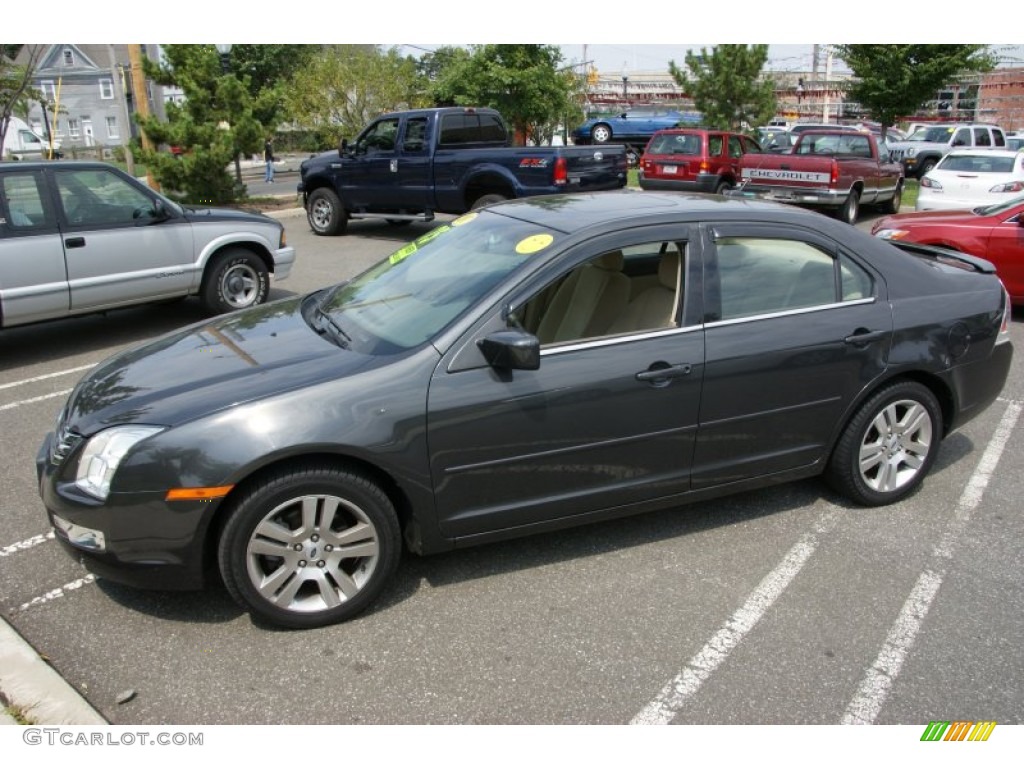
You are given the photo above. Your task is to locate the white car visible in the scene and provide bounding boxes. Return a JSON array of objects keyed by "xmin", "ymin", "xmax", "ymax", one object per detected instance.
[{"xmin": 915, "ymin": 149, "xmax": 1024, "ymax": 211}]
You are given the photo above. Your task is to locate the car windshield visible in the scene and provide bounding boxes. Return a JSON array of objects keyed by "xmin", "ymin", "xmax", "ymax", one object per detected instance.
[
  {"xmin": 938, "ymin": 154, "xmax": 1016, "ymax": 173},
  {"xmin": 906, "ymin": 126, "xmax": 955, "ymax": 142},
  {"xmin": 316, "ymin": 212, "xmax": 556, "ymax": 354}
]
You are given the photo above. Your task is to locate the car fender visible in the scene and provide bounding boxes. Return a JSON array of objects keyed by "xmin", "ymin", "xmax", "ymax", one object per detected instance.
[
  {"xmin": 458, "ymin": 163, "xmax": 524, "ymax": 200},
  {"xmin": 193, "ymin": 232, "xmax": 278, "ymax": 290}
]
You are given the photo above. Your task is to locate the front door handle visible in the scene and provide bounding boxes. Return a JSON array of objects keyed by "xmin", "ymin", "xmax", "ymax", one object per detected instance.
[
  {"xmin": 64, "ymin": 237, "xmax": 85, "ymax": 248},
  {"xmin": 636, "ymin": 363, "xmax": 692, "ymax": 386}
]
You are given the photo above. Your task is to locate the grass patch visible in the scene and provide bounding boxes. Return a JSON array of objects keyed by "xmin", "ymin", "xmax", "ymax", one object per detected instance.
[{"xmin": 902, "ymin": 179, "xmax": 919, "ymax": 210}]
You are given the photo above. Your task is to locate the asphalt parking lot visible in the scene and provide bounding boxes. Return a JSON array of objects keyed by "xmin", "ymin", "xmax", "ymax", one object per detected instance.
[{"xmin": 1, "ymin": 208, "xmax": 1022, "ymax": 726}]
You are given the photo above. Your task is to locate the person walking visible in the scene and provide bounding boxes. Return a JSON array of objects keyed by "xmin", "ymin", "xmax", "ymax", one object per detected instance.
[{"xmin": 264, "ymin": 136, "xmax": 275, "ymax": 183}]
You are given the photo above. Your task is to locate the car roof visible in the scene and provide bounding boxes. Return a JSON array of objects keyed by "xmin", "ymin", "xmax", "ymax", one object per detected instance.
[{"xmin": 0, "ymin": 160, "xmax": 118, "ymax": 172}]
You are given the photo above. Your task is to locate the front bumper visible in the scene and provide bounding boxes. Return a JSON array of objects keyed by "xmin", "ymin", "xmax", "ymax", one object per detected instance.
[
  {"xmin": 274, "ymin": 245, "xmax": 296, "ymax": 281},
  {"xmin": 36, "ymin": 433, "xmax": 217, "ymax": 591}
]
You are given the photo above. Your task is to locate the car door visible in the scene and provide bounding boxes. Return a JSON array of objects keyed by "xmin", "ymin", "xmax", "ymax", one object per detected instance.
[
  {"xmin": 52, "ymin": 166, "xmax": 193, "ymax": 312},
  {"xmin": 426, "ymin": 227, "xmax": 705, "ymax": 539},
  {"xmin": 392, "ymin": 115, "xmax": 433, "ymax": 212},
  {"xmin": 692, "ymin": 223, "xmax": 892, "ymax": 489},
  {"xmin": 0, "ymin": 168, "xmax": 68, "ymax": 326},
  {"xmin": 341, "ymin": 116, "xmax": 403, "ymax": 211}
]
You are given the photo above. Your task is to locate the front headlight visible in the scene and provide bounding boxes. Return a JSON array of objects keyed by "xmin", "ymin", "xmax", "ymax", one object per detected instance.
[
  {"xmin": 75, "ymin": 426, "xmax": 165, "ymax": 500},
  {"xmin": 873, "ymin": 228, "xmax": 909, "ymax": 240},
  {"xmin": 906, "ymin": 147, "xmax": 917, "ymax": 157}
]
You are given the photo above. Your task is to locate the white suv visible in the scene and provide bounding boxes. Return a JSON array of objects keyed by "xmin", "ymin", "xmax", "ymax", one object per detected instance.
[
  {"xmin": 887, "ymin": 123, "xmax": 1007, "ymax": 179},
  {"xmin": 0, "ymin": 161, "xmax": 295, "ymax": 329}
]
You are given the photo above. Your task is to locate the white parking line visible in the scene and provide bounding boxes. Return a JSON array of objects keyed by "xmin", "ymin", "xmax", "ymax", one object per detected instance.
[
  {"xmin": 18, "ymin": 574, "xmax": 96, "ymax": 612},
  {"xmin": 631, "ymin": 508, "xmax": 841, "ymax": 725},
  {"xmin": 0, "ymin": 364, "xmax": 94, "ymax": 391},
  {"xmin": 0, "ymin": 388, "xmax": 72, "ymax": 412},
  {"xmin": 841, "ymin": 401, "xmax": 1022, "ymax": 725},
  {"xmin": 0, "ymin": 531, "xmax": 55, "ymax": 558}
]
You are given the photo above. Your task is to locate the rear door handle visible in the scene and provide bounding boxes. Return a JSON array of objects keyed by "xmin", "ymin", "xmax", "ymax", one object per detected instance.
[
  {"xmin": 843, "ymin": 329, "xmax": 887, "ymax": 346},
  {"xmin": 64, "ymin": 237, "xmax": 85, "ymax": 248}
]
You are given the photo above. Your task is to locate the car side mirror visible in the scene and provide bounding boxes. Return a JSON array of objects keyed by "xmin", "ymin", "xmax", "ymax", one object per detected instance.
[
  {"xmin": 339, "ymin": 138, "xmax": 348, "ymax": 156},
  {"xmin": 478, "ymin": 330, "xmax": 540, "ymax": 371}
]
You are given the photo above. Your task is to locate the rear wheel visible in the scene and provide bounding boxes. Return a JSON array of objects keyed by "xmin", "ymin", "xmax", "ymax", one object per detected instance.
[
  {"xmin": 714, "ymin": 178, "xmax": 731, "ymax": 195},
  {"xmin": 470, "ymin": 193, "xmax": 508, "ymax": 210},
  {"xmin": 591, "ymin": 123, "xmax": 612, "ymax": 143},
  {"xmin": 825, "ymin": 381, "xmax": 941, "ymax": 506},
  {"xmin": 218, "ymin": 464, "xmax": 401, "ymax": 629},
  {"xmin": 837, "ymin": 189, "xmax": 860, "ymax": 225},
  {"xmin": 880, "ymin": 182, "xmax": 903, "ymax": 214},
  {"xmin": 306, "ymin": 188, "xmax": 347, "ymax": 236}
]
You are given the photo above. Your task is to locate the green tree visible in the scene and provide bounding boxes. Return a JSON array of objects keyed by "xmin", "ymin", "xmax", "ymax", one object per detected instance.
[
  {"xmin": 0, "ymin": 44, "xmax": 43, "ymax": 157},
  {"xmin": 669, "ymin": 45, "xmax": 776, "ymax": 132},
  {"xmin": 136, "ymin": 45, "xmax": 266, "ymax": 205},
  {"xmin": 283, "ymin": 45, "xmax": 426, "ymax": 148},
  {"xmin": 834, "ymin": 45, "xmax": 996, "ymax": 136},
  {"xmin": 222, "ymin": 44, "xmax": 319, "ymax": 128},
  {"xmin": 427, "ymin": 44, "xmax": 584, "ymax": 145}
]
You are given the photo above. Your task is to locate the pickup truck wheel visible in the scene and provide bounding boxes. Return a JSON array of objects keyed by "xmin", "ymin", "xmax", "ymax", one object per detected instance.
[
  {"xmin": 881, "ymin": 182, "xmax": 903, "ymax": 214},
  {"xmin": 201, "ymin": 248, "xmax": 270, "ymax": 315},
  {"xmin": 838, "ymin": 189, "xmax": 860, "ymax": 225},
  {"xmin": 306, "ymin": 189, "xmax": 347, "ymax": 236},
  {"xmin": 918, "ymin": 158, "xmax": 937, "ymax": 177},
  {"xmin": 591, "ymin": 123, "xmax": 612, "ymax": 143},
  {"xmin": 714, "ymin": 179, "xmax": 731, "ymax": 195},
  {"xmin": 470, "ymin": 193, "xmax": 508, "ymax": 210}
]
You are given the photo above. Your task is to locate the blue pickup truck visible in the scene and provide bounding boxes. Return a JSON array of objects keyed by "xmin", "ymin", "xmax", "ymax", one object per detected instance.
[{"xmin": 298, "ymin": 107, "xmax": 629, "ymax": 236}]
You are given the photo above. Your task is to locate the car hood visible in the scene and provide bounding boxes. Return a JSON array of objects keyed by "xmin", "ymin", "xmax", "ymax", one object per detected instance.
[
  {"xmin": 63, "ymin": 295, "xmax": 384, "ymax": 435},
  {"xmin": 877, "ymin": 209, "xmax": 985, "ymax": 229},
  {"xmin": 180, "ymin": 205, "xmax": 278, "ymax": 226}
]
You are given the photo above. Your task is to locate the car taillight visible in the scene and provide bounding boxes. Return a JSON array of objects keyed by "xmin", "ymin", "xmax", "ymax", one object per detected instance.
[
  {"xmin": 699, "ymin": 160, "xmax": 709, "ymax": 174},
  {"xmin": 990, "ymin": 180, "xmax": 1024, "ymax": 193},
  {"xmin": 921, "ymin": 177, "xmax": 943, "ymax": 189},
  {"xmin": 553, "ymin": 156, "xmax": 567, "ymax": 186},
  {"xmin": 830, "ymin": 159, "xmax": 839, "ymax": 186}
]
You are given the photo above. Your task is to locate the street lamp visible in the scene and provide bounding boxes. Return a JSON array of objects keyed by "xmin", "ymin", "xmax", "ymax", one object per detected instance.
[{"xmin": 215, "ymin": 44, "xmax": 242, "ymax": 185}]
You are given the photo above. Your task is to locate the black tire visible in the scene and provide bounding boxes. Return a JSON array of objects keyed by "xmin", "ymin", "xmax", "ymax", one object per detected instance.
[
  {"xmin": 917, "ymin": 158, "xmax": 938, "ymax": 178},
  {"xmin": 306, "ymin": 188, "xmax": 347, "ymax": 236},
  {"xmin": 825, "ymin": 381, "xmax": 942, "ymax": 507},
  {"xmin": 200, "ymin": 248, "xmax": 269, "ymax": 315},
  {"xmin": 880, "ymin": 182, "xmax": 903, "ymax": 214},
  {"xmin": 713, "ymin": 178, "xmax": 731, "ymax": 195},
  {"xmin": 591, "ymin": 123, "xmax": 613, "ymax": 144},
  {"xmin": 470, "ymin": 193, "xmax": 509, "ymax": 210},
  {"xmin": 837, "ymin": 189, "xmax": 861, "ymax": 225},
  {"xmin": 218, "ymin": 463, "xmax": 402, "ymax": 629}
]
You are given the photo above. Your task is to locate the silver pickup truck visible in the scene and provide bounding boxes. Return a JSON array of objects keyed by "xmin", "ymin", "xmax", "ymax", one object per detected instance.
[{"xmin": 1, "ymin": 161, "xmax": 295, "ymax": 328}]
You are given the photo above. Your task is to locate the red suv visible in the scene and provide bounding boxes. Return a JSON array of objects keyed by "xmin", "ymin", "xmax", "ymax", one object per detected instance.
[{"xmin": 639, "ymin": 129, "xmax": 763, "ymax": 194}]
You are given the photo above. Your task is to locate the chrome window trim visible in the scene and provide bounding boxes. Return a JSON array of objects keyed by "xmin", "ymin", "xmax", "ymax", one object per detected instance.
[
  {"xmin": 706, "ymin": 297, "xmax": 876, "ymax": 329},
  {"xmin": 540, "ymin": 324, "xmax": 699, "ymax": 357}
]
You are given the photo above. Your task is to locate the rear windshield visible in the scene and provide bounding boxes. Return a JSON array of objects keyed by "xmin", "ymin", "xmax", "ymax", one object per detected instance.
[
  {"xmin": 937, "ymin": 154, "xmax": 1017, "ymax": 173},
  {"xmin": 647, "ymin": 133, "xmax": 701, "ymax": 155}
]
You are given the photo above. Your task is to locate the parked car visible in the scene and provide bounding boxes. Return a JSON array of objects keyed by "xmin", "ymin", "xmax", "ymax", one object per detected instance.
[
  {"xmin": 639, "ymin": 129, "xmax": 762, "ymax": 193},
  {"xmin": 872, "ymin": 195, "xmax": 1024, "ymax": 304},
  {"xmin": 1, "ymin": 161, "xmax": 294, "ymax": 327},
  {"xmin": 1, "ymin": 116, "xmax": 62, "ymax": 160},
  {"xmin": 38, "ymin": 191, "xmax": 1012, "ymax": 629},
  {"xmin": 887, "ymin": 123, "xmax": 1008, "ymax": 179},
  {"xmin": 572, "ymin": 108, "xmax": 690, "ymax": 165},
  {"xmin": 915, "ymin": 149, "xmax": 1024, "ymax": 211},
  {"xmin": 1005, "ymin": 136, "xmax": 1024, "ymax": 152},
  {"xmin": 299, "ymin": 107, "xmax": 627, "ymax": 236}
]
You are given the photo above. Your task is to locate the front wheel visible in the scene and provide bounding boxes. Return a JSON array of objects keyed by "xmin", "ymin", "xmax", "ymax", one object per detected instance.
[
  {"xmin": 306, "ymin": 188, "xmax": 347, "ymax": 236},
  {"xmin": 591, "ymin": 123, "xmax": 612, "ymax": 143},
  {"xmin": 200, "ymin": 248, "xmax": 269, "ymax": 315},
  {"xmin": 917, "ymin": 158, "xmax": 937, "ymax": 178},
  {"xmin": 880, "ymin": 182, "xmax": 903, "ymax": 214},
  {"xmin": 837, "ymin": 189, "xmax": 860, "ymax": 225},
  {"xmin": 825, "ymin": 381, "xmax": 942, "ymax": 506},
  {"xmin": 218, "ymin": 464, "xmax": 402, "ymax": 629}
]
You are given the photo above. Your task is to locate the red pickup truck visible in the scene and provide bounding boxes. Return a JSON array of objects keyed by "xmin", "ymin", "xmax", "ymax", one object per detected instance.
[{"xmin": 729, "ymin": 129, "xmax": 904, "ymax": 224}]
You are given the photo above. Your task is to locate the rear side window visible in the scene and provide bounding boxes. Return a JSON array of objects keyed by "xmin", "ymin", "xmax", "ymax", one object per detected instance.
[
  {"xmin": 439, "ymin": 113, "xmax": 507, "ymax": 146},
  {"xmin": 647, "ymin": 133, "xmax": 700, "ymax": 155}
]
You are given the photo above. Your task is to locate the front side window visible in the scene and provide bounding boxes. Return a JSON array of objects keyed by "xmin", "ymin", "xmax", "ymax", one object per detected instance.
[
  {"xmin": 55, "ymin": 168, "xmax": 157, "ymax": 227},
  {"xmin": 953, "ymin": 128, "xmax": 971, "ymax": 146},
  {"xmin": 511, "ymin": 240, "xmax": 684, "ymax": 346},
  {"xmin": 714, "ymin": 237, "xmax": 847, "ymax": 321},
  {"xmin": 358, "ymin": 118, "xmax": 399, "ymax": 153}
]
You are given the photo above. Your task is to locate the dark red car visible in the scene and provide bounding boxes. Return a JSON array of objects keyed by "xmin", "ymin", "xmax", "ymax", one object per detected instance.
[
  {"xmin": 871, "ymin": 196, "xmax": 1024, "ymax": 305},
  {"xmin": 639, "ymin": 129, "xmax": 762, "ymax": 194}
]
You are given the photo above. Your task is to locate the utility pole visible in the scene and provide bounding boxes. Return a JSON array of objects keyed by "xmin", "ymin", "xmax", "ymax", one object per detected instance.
[
  {"xmin": 108, "ymin": 45, "xmax": 134, "ymax": 175},
  {"xmin": 128, "ymin": 44, "xmax": 160, "ymax": 190}
]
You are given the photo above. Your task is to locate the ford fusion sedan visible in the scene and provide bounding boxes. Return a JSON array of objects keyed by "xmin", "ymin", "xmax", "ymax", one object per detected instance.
[
  {"xmin": 872, "ymin": 196, "xmax": 1024, "ymax": 305},
  {"xmin": 1, "ymin": 161, "xmax": 294, "ymax": 328},
  {"xmin": 38, "ymin": 191, "xmax": 1013, "ymax": 629}
]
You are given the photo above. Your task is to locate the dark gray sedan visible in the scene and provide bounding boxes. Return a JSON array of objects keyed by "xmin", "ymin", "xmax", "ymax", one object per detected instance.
[{"xmin": 37, "ymin": 191, "xmax": 1013, "ymax": 629}]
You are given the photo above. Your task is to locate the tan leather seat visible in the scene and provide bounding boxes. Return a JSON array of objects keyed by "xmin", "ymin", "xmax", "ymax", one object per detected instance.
[
  {"xmin": 609, "ymin": 249, "xmax": 680, "ymax": 334},
  {"xmin": 536, "ymin": 251, "xmax": 631, "ymax": 344}
]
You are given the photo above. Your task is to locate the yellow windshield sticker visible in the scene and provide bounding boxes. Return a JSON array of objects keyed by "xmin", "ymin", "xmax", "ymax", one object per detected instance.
[
  {"xmin": 388, "ymin": 243, "xmax": 418, "ymax": 265},
  {"xmin": 515, "ymin": 233, "xmax": 554, "ymax": 255},
  {"xmin": 452, "ymin": 213, "xmax": 478, "ymax": 227},
  {"xmin": 415, "ymin": 225, "xmax": 451, "ymax": 246}
]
